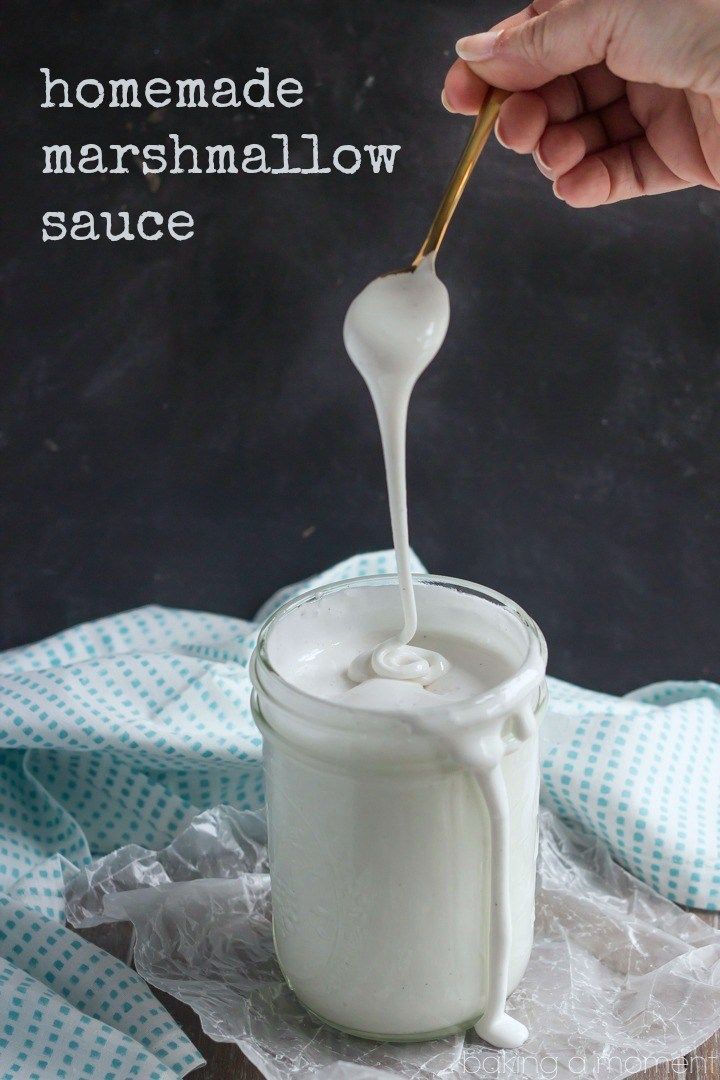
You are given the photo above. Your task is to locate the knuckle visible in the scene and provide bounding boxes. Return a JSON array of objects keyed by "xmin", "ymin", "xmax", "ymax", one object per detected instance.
[{"xmin": 518, "ymin": 14, "xmax": 552, "ymax": 63}]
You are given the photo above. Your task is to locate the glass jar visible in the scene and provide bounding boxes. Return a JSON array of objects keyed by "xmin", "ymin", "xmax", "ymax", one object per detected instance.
[{"xmin": 250, "ymin": 574, "xmax": 548, "ymax": 1042}]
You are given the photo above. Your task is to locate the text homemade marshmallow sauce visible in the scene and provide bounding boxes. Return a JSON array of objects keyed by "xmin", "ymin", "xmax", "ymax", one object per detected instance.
[{"xmin": 39, "ymin": 67, "xmax": 401, "ymax": 241}]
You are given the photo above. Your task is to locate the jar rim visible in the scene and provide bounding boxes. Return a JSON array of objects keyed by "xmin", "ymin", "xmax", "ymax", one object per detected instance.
[{"xmin": 250, "ymin": 574, "xmax": 547, "ymax": 732}]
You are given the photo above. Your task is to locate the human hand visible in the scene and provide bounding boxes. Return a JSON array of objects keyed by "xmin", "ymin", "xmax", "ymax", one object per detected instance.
[{"xmin": 443, "ymin": 0, "xmax": 720, "ymax": 206}]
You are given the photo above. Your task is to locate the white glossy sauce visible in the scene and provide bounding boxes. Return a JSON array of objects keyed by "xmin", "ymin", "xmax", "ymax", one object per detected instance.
[
  {"xmin": 269, "ymin": 583, "xmax": 511, "ymax": 706},
  {"xmin": 262, "ymin": 581, "xmax": 541, "ymax": 1042},
  {"xmin": 340, "ymin": 256, "xmax": 536, "ymax": 1048}
]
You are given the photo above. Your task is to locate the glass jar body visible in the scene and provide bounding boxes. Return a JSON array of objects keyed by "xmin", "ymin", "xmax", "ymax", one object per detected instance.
[
  {"xmin": 250, "ymin": 574, "xmax": 548, "ymax": 1042},
  {"xmin": 259, "ymin": 720, "xmax": 542, "ymax": 1041}
]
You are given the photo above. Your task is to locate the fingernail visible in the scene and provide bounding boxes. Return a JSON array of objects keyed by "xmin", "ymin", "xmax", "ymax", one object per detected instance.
[
  {"xmin": 456, "ymin": 31, "xmax": 500, "ymax": 61},
  {"xmin": 536, "ymin": 143, "xmax": 552, "ymax": 171},
  {"xmin": 494, "ymin": 117, "xmax": 510, "ymax": 148},
  {"xmin": 533, "ymin": 148, "xmax": 554, "ymax": 179},
  {"xmin": 441, "ymin": 89, "xmax": 456, "ymax": 114}
]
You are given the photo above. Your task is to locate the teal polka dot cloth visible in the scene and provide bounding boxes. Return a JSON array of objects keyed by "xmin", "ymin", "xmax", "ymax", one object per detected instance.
[
  {"xmin": 0, "ymin": 553, "xmax": 717, "ymax": 1078},
  {"xmin": 542, "ymin": 678, "xmax": 720, "ymax": 911}
]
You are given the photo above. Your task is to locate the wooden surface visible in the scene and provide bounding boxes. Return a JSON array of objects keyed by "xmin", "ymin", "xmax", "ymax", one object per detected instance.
[{"xmin": 78, "ymin": 911, "xmax": 719, "ymax": 1080}]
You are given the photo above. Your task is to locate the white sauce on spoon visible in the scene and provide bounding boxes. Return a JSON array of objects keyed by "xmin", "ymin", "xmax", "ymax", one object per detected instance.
[{"xmin": 342, "ymin": 255, "xmax": 534, "ymax": 1049}]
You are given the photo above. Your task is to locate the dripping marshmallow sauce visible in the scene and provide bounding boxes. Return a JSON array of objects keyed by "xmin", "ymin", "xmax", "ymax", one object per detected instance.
[
  {"xmin": 344, "ymin": 257, "xmax": 451, "ymax": 692},
  {"xmin": 339, "ymin": 256, "xmax": 539, "ymax": 1048}
]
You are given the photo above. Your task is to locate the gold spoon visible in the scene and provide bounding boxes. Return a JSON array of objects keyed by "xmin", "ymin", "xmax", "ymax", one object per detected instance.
[{"xmin": 412, "ymin": 85, "xmax": 509, "ymax": 267}]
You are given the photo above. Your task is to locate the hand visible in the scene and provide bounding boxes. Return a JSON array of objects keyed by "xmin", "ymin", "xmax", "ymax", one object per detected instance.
[{"xmin": 442, "ymin": 0, "xmax": 720, "ymax": 207}]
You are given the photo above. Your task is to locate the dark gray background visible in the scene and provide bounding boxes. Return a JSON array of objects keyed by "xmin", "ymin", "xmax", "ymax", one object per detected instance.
[{"xmin": 2, "ymin": 0, "xmax": 719, "ymax": 692}]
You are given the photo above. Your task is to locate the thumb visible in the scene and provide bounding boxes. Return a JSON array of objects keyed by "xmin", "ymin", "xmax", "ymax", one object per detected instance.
[
  {"xmin": 456, "ymin": 0, "xmax": 720, "ymax": 95},
  {"xmin": 456, "ymin": 0, "xmax": 619, "ymax": 91}
]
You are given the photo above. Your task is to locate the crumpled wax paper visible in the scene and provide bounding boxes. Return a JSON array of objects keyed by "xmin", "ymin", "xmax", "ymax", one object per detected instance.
[{"xmin": 65, "ymin": 805, "xmax": 720, "ymax": 1080}]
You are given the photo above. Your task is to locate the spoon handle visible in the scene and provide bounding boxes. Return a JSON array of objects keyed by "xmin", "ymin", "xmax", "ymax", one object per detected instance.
[{"xmin": 412, "ymin": 85, "xmax": 509, "ymax": 267}]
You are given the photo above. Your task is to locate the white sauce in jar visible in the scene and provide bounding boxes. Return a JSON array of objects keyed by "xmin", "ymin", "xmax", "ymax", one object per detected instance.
[{"xmin": 260, "ymin": 579, "xmax": 544, "ymax": 1044}]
